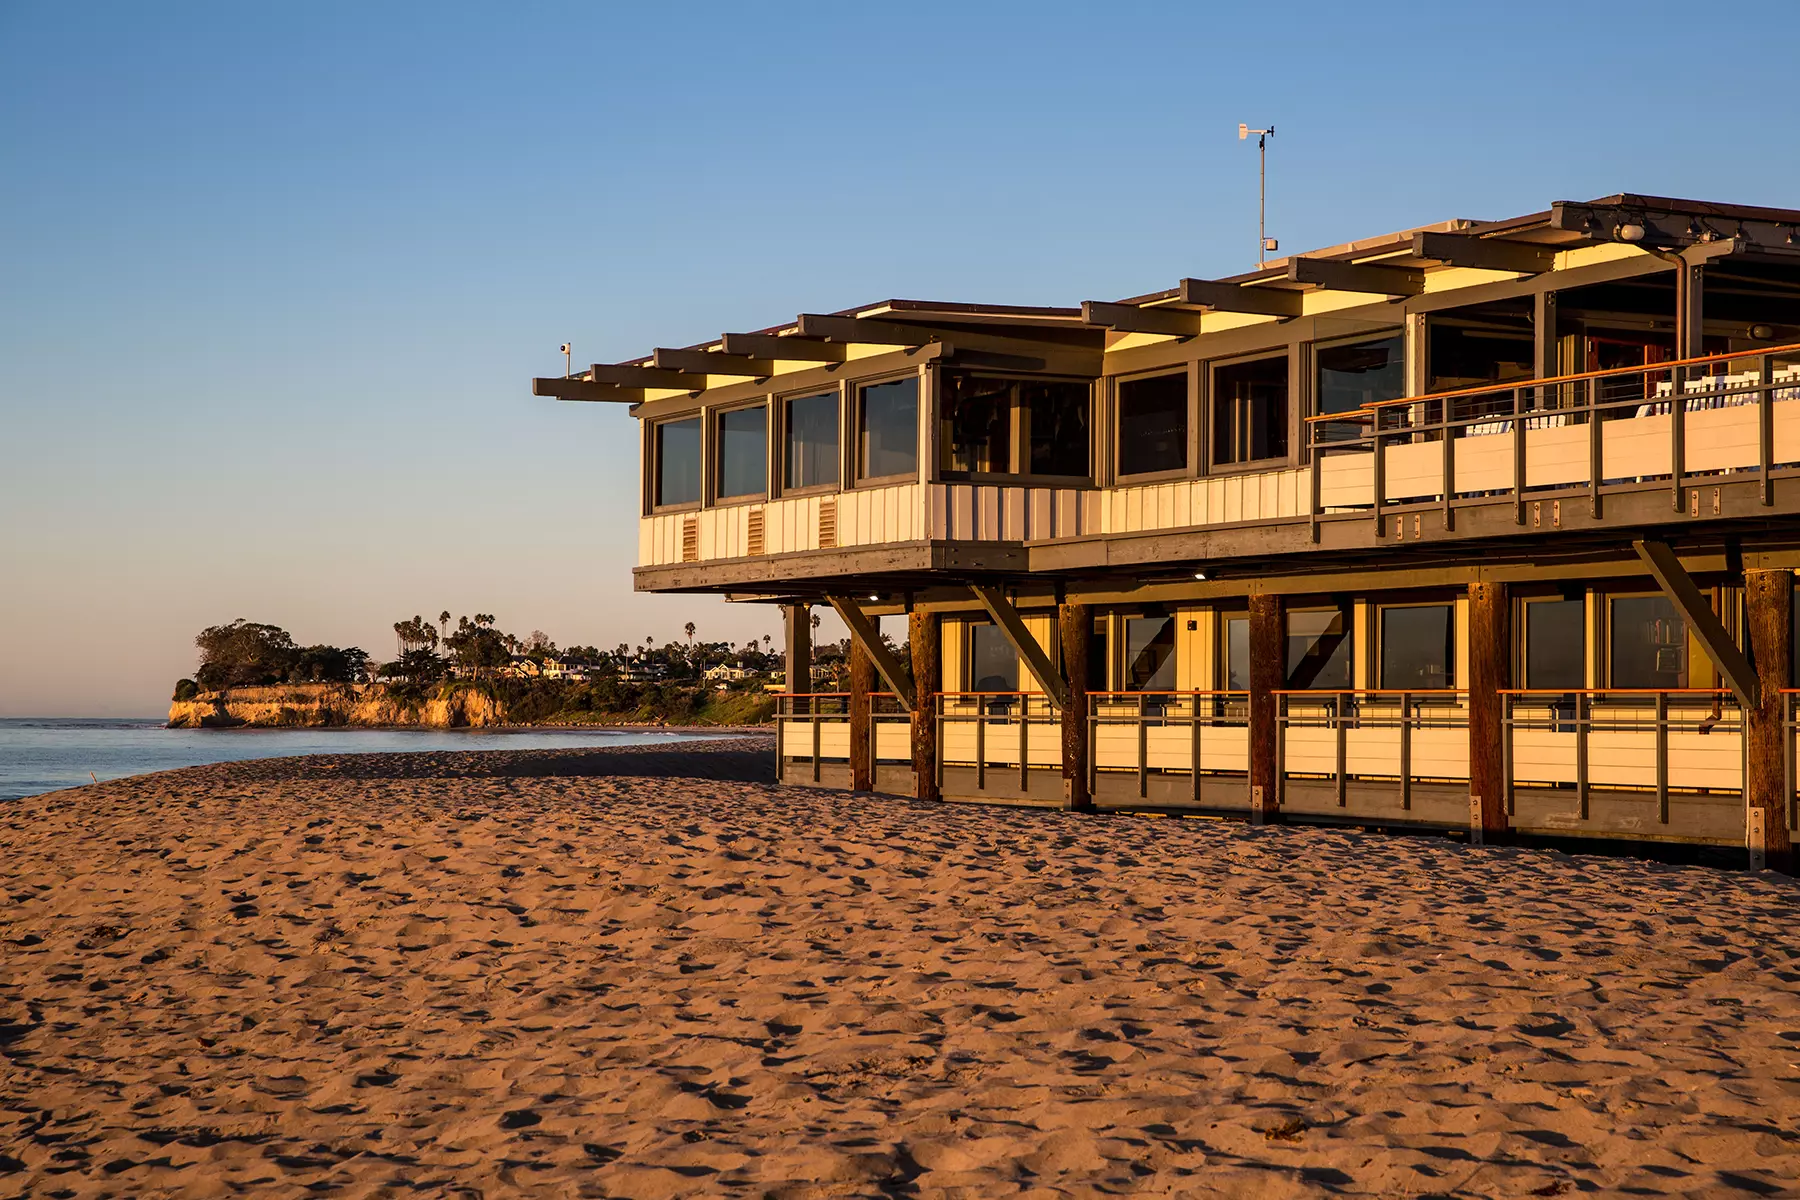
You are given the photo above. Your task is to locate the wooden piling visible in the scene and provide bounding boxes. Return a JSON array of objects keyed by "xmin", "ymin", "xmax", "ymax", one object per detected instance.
[
  {"xmin": 1059, "ymin": 602, "xmax": 1091, "ymax": 811},
  {"xmin": 784, "ymin": 604, "xmax": 812, "ymax": 703},
  {"xmin": 1248, "ymin": 592, "xmax": 1283, "ymax": 824},
  {"xmin": 849, "ymin": 636, "xmax": 874, "ymax": 792},
  {"xmin": 909, "ymin": 610, "xmax": 941, "ymax": 802},
  {"xmin": 1745, "ymin": 568, "xmax": 1793, "ymax": 872},
  {"xmin": 1467, "ymin": 580, "xmax": 1510, "ymax": 844}
]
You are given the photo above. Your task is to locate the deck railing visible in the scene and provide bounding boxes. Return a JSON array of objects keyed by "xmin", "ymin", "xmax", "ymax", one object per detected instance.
[
  {"xmin": 1086, "ymin": 690, "xmax": 1250, "ymax": 801},
  {"xmin": 1309, "ymin": 344, "xmax": 1800, "ymax": 531},
  {"xmin": 773, "ymin": 692, "xmax": 852, "ymax": 783},
  {"xmin": 1778, "ymin": 690, "xmax": 1800, "ymax": 832},
  {"xmin": 1502, "ymin": 689, "xmax": 1742, "ymax": 825},
  {"xmin": 1274, "ymin": 689, "xmax": 1469, "ymax": 810},
  {"xmin": 934, "ymin": 691, "xmax": 1061, "ymax": 791}
]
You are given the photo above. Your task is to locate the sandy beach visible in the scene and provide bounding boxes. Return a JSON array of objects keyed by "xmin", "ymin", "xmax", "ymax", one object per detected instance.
[{"xmin": 3, "ymin": 738, "xmax": 1798, "ymax": 1198}]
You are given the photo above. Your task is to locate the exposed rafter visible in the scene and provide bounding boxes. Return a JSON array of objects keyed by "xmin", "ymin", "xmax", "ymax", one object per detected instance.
[
  {"xmin": 1080, "ymin": 299, "xmax": 1205, "ymax": 338},
  {"xmin": 531, "ymin": 378, "xmax": 645, "ymax": 403},
  {"xmin": 1288, "ymin": 257, "xmax": 1425, "ymax": 296},
  {"xmin": 588, "ymin": 363, "xmax": 703, "ymax": 390},
  {"xmin": 796, "ymin": 313, "xmax": 934, "ymax": 346},
  {"xmin": 720, "ymin": 332, "xmax": 848, "ymax": 362},
  {"xmin": 650, "ymin": 347, "xmax": 775, "ymax": 377},
  {"xmin": 1176, "ymin": 278, "xmax": 1304, "ymax": 318},
  {"xmin": 1412, "ymin": 231, "xmax": 1556, "ymax": 274}
]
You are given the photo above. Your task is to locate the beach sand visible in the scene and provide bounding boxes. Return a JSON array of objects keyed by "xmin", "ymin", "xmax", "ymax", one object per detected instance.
[{"xmin": 3, "ymin": 737, "xmax": 1798, "ymax": 1198}]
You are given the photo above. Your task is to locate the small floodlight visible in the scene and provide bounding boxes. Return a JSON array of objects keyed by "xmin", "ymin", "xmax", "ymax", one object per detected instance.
[
  {"xmin": 1193, "ymin": 570, "xmax": 1209, "ymax": 581},
  {"xmin": 1617, "ymin": 223, "xmax": 1646, "ymax": 243},
  {"xmin": 1238, "ymin": 123, "xmax": 1249, "ymax": 141},
  {"xmin": 560, "ymin": 342, "xmax": 573, "ymax": 377},
  {"xmin": 867, "ymin": 594, "xmax": 880, "ymax": 602},
  {"xmin": 1751, "ymin": 324, "xmax": 1776, "ymax": 341},
  {"xmin": 1263, "ymin": 238, "xmax": 1279, "ymax": 253}
]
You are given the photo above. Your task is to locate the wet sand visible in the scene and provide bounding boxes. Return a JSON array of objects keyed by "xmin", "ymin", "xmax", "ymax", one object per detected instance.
[{"xmin": 3, "ymin": 737, "xmax": 1799, "ymax": 1197}]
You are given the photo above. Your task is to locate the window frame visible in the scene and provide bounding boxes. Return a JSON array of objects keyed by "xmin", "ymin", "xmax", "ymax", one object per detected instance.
[
  {"xmin": 936, "ymin": 369, "xmax": 1096, "ymax": 486},
  {"xmin": 1217, "ymin": 610, "xmax": 1251, "ymax": 693},
  {"xmin": 1312, "ymin": 329, "xmax": 1406, "ymax": 421},
  {"xmin": 777, "ymin": 384, "xmax": 843, "ymax": 499},
  {"xmin": 1517, "ymin": 593, "xmax": 1588, "ymax": 692},
  {"xmin": 1206, "ymin": 348, "xmax": 1294, "ymax": 475},
  {"xmin": 709, "ymin": 399, "xmax": 770, "ymax": 507},
  {"xmin": 1118, "ymin": 611, "xmax": 1179, "ymax": 693},
  {"xmin": 647, "ymin": 413, "xmax": 705, "ymax": 514},
  {"xmin": 1112, "ymin": 365, "xmax": 1195, "ymax": 484},
  {"xmin": 1602, "ymin": 589, "xmax": 1694, "ymax": 692},
  {"xmin": 1373, "ymin": 600, "xmax": 1458, "ymax": 694},
  {"xmin": 853, "ymin": 369, "xmax": 924, "ymax": 488},
  {"xmin": 1283, "ymin": 604, "xmax": 1355, "ymax": 692},
  {"xmin": 965, "ymin": 621, "xmax": 1021, "ymax": 693}
]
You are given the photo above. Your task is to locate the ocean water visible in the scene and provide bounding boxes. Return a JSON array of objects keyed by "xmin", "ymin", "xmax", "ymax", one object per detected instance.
[{"xmin": 0, "ymin": 717, "xmax": 713, "ymax": 802}]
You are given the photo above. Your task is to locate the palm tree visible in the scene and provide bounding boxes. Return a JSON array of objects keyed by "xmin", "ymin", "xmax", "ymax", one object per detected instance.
[
  {"xmin": 438, "ymin": 611, "xmax": 451, "ymax": 643},
  {"xmin": 684, "ymin": 621, "xmax": 696, "ymax": 644}
]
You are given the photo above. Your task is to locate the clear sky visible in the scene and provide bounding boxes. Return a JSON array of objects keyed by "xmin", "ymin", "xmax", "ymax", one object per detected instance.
[{"xmin": 5, "ymin": 0, "xmax": 1799, "ymax": 716}]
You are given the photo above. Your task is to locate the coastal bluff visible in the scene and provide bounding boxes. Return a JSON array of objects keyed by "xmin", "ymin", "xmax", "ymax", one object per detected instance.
[{"xmin": 168, "ymin": 682, "xmax": 507, "ymax": 729}]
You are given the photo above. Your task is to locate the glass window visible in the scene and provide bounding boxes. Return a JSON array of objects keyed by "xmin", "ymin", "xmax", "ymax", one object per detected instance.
[
  {"xmin": 1525, "ymin": 598, "xmax": 1585, "ymax": 690},
  {"xmin": 858, "ymin": 377, "xmax": 919, "ymax": 480},
  {"xmin": 1286, "ymin": 608, "xmax": 1352, "ymax": 690},
  {"xmin": 1118, "ymin": 372, "xmax": 1188, "ymax": 476},
  {"xmin": 1025, "ymin": 380, "xmax": 1090, "ymax": 476},
  {"xmin": 1317, "ymin": 335, "xmax": 1405, "ymax": 417},
  {"xmin": 1123, "ymin": 616, "xmax": 1176, "ymax": 691},
  {"xmin": 715, "ymin": 405, "xmax": 767, "ymax": 500},
  {"xmin": 969, "ymin": 623, "xmax": 1018, "ymax": 692},
  {"xmin": 942, "ymin": 373, "xmax": 1012, "ymax": 474},
  {"xmin": 1379, "ymin": 604, "xmax": 1454, "ymax": 690},
  {"xmin": 1426, "ymin": 313, "xmax": 1534, "ymax": 392},
  {"xmin": 1222, "ymin": 615, "xmax": 1249, "ymax": 691},
  {"xmin": 1609, "ymin": 595, "xmax": 1687, "ymax": 689},
  {"xmin": 1088, "ymin": 613, "xmax": 1109, "ymax": 691},
  {"xmin": 784, "ymin": 392, "xmax": 838, "ymax": 490},
  {"xmin": 654, "ymin": 417, "xmax": 701, "ymax": 507},
  {"xmin": 1212, "ymin": 355, "xmax": 1289, "ymax": 466}
]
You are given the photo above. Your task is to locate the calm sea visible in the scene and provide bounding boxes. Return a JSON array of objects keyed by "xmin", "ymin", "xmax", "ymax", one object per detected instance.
[{"xmin": 0, "ymin": 717, "xmax": 712, "ymax": 802}]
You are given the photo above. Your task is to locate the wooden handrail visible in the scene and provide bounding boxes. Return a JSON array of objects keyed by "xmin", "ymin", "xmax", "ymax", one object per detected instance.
[
  {"xmin": 1499, "ymin": 687, "xmax": 1734, "ymax": 695},
  {"xmin": 1302, "ymin": 339, "xmax": 1800, "ymax": 424},
  {"xmin": 1271, "ymin": 688, "xmax": 1466, "ymax": 696},
  {"xmin": 1087, "ymin": 689, "xmax": 1250, "ymax": 697}
]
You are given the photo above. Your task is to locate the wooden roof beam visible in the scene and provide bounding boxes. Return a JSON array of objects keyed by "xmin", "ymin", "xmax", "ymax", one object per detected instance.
[
  {"xmin": 650, "ymin": 347, "xmax": 776, "ymax": 377},
  {"xmin": 532, "ymin": 377, "xmax": 645, "ymax": 403},
  {"xmin": 720, "ymin": 332, "xmax": 848, "ymax": 362},
  {"xmin": 1412, "ymin": 231, "xmax": 1556, "ymax": 274},
  {"xmin": 1081, "ymin": 300, "xmax": 1205, "ymax": 338},
  {"xmin": 1177, "ymin": 278, "xmax": 1304, "ymax": 318},
  {"xmin": 796, "ymin": 313, "xmax": 934, "ymax": 346},
  {"xmin": 1288, "ymin": 257, "xmax": 1425, "ymax": 296},
  {"xmin": 588, "ymin": 363, "xmax": 702, "ymax": 391}
]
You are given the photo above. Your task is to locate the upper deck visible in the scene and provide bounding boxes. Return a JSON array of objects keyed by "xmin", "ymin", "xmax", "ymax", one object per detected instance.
[{"xmin": 535, "ymin": 194, "xmax": 1800, "ymax": 599}]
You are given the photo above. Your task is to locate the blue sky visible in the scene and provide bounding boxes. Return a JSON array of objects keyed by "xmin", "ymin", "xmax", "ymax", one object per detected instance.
[{"xmin": 4, "ymin": 0, "xmax": 1799, "ymax": 715}]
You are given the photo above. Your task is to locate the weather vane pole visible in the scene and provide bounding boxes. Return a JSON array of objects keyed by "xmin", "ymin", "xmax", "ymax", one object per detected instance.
[{"xmin": 1239, "ymin": 123, "xmax": 1276, "ymax": 267}]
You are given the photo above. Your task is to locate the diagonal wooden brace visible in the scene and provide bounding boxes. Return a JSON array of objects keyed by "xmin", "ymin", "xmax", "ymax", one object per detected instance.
[
  {"xmin": 970, "ymin": 584, "xmax": 1070, "ymax": 711},
  {"xmin": 826, "ymin": 596, "xmax": 915, "ymax": 711},
  {"xmin": 1633, "ymin": 539, "xmax": 1760, "ymax": 709}
]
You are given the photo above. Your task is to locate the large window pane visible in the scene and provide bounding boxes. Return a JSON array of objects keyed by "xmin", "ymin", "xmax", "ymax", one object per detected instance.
[
  {"xmin": 1213, "ymin": 355, "xmax": 1289, "ymax": 466},
  {"xmin": 858, "ymin": 377, "xmax": 918, "ymax": 479},
  {"xmin": 1609, "ymin": 595, "xmax": 1687, "ymax": 688},
  {"xmin": 1317, "ymin": 335, "xmax": 1405, "ymax": 416},
  {"xmin": 655, "ymin": 417, "xmax": 701, "ymax": 507},
  {"xmin": 1088, "ymin": 614, "xmax": 1109, "ymax": 691},
  {"xmin": 941, "ymin": 373, "xmax": 1012, "ymax": 474},
  {"xmin": 1123, "ymin": 616, "xmax": 1176, "ymax": 691},
  {"xmin": 1525, "ymin": 599, "xmax": 1585, "ymax": 690},
  {"xmin": 969, "ymin": 623, "xmax": 1018, "ymax": 692},
  {"xmin": 1222, "ymin": 615, "xmax": 1249, "ymax": 691},
  {"xmin": 1286, "ymin": 609, "xmax": 1352, "ymax": 690},
  {"xmin": 1024, "ymin": 379, "xmax": 1091, "ymax": 477},
  {"xmin": 1379, "ymin": 605, "xmax": 1454, "ymax": 690},
  {"xmin": 716, "ymin": 406, "xmax": 766, "ymax": 500},
  {"xmin": 785, "ymin": 392, "xmax": 838, "ymax": 490},
  {"xmin": 1118, "ymin": 372, "xmax": 1188, "ymax": 476}
]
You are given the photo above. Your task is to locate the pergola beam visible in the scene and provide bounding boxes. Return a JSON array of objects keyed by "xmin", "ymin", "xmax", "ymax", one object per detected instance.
[
  {"xmin": 1288, "ymin": 257, "xmax": 1425, "ymax": 296},
  {"xmin": 1412, "ymin": 231, "xmax": 1556, "ymax": 275},
  {"xmin": 826, "ymin": 596, "xmax": 916, "ymax": 711},
  {"xmin": 532, "ymin": 377, "xmax": 645, "ymax": 403},
  {"xmin": 970, "ymin": 584, "xmax": 1070, "ymax": 710},
  {"xmin": 796, "ymin": 313, "xmax": 934, "ymax": 346},
  {"xmin": 650, "ymin": 347, "xmax": 776, "ymax": 377},
  {"xmin": 1177, "ymin": 277, "xmax": 1304, "ymax": 318},
  {"xmin": 588, "ymin": 363, "xmax": 702, "ymax": 390},
  {"xmin": 1081, "ymin": 300, "xmax": 1205, "ymax": 338},
  {"xmin": 1633, "ymin": 539, "xmax": 1760, "ymax": 708},
  {"xmin": 720, "ymin": 332, "xmax": 848, "ymax": 362}
]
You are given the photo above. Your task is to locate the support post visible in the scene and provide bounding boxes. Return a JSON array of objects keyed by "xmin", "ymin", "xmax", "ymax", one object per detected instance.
[
  {"xmin": 1059, "ymin": 602, "xmax": 1092, "ymax": 812},
  {"xmin": 784, "ymin": 603, "xmax": 812, "ymax": 706},
  {"xmin": 1248, "ymin": 592, "xmax": 1284, "ymax": 824},
  {"xmin": 849, "ymin": 637, "xmax": 874, "ymax": 793},
  {"xmin": 1745, "ymin": 569, "xmax": 1793, "ymax": 873},
  {"xmin": 1467, "ymin": 581, "xmax": 1510, "ymax": 844},
  {"xmin": 909, "ymin": 610, "xmax": 941, "ymax": 802}
]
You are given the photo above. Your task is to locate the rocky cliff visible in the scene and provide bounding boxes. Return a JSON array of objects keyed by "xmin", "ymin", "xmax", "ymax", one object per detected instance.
[{"xmin": 168, "ymin": 683, "xmax": 509, "ymax": 729}]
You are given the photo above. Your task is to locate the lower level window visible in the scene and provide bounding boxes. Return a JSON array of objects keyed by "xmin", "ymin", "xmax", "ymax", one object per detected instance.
[
  {"xmin": 1609, "ymin": 595, "xmax": 1687, "ymax": 688},
  {"xmin": 1221, "ymin": 614, "xmax": 1249, "ymax": 691},
  {"xmin": 1123, "ymin": 615, "xmax": 1176, "ymax": 691},
  {"xmin": 1379, "ymin": 604, "xmax": 1454, "ymax": 690},
  {"xmin": 1523, "ymin": 598, "xmax": 1585, "ymax": 690},
  {"xmin": 968, "ymin": 623, "xmax": 1018, "ymax": 692},
  {"xmin": 1286, "ymin": 609, "xmax": 1352, "ymax": 690}
]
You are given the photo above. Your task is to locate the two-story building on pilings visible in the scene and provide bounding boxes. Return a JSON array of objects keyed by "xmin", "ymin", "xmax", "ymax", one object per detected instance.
[{"xmin": 535, "ymin": 194, "xmax": 1800, "ymax": 869}]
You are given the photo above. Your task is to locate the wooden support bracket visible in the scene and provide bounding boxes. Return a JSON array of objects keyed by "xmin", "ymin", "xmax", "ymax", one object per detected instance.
[
  {"xmin": 1633, "ymin": 539, "xmax": 1760, "ymax": 708},
  {"xmin": 826, "ymin": 596, "xmax": 916, "ymax": 711},
  {"xmin": 970, "ymin": 584, "xmax": 1070, "ymax": 710}
]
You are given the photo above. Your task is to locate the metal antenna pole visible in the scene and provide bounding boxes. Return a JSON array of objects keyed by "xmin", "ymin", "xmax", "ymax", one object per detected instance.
[{"xmin": 1258, "ymin": 131, "xmax": 1267, "ymax": 267}]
